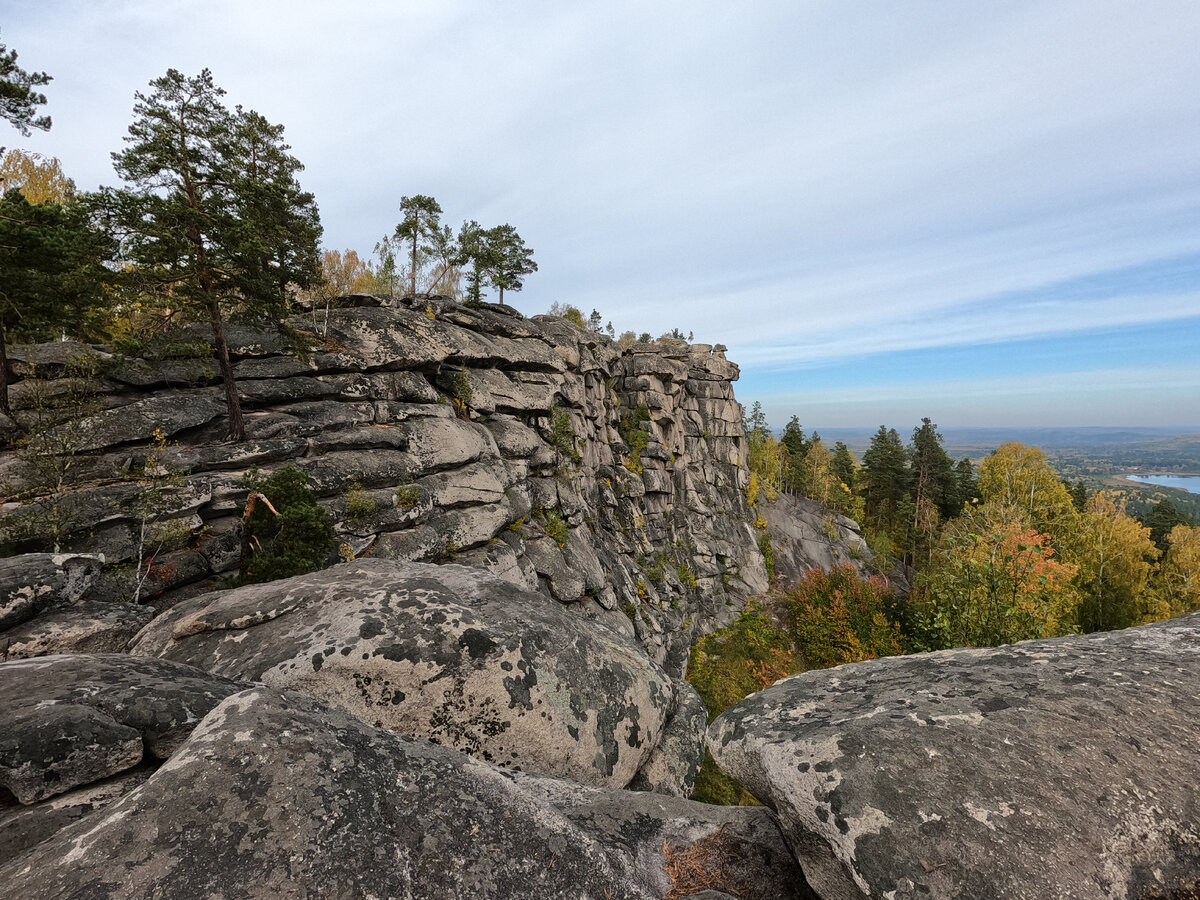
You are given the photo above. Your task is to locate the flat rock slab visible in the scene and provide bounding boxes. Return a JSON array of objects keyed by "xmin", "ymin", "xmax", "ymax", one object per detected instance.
[
  {"xmin": 709, "ymin": 613, "xmax": 1200, "ymax": 900},
  {"xmin": 0, "ymin": 553, "xmax": 104, "ymax": 631},
  {"xmin": 0, "ymin": 687, "xmax": 807, "ymax": 900},
  {"xmin": 130, "ymin": 558, "xmax": 675, "ymax": 788},
  {"xmin": 0, "ymin": 655, "xmax": 246, "ymax": 804},
  {"xmin": 0, "ymin": 601, "xmax": 156, "ymax": 658}
]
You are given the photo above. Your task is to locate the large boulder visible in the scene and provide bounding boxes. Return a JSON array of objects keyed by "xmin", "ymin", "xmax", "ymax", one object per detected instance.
[
  {"xmin": 628, "ymin": 678, "xmax": 708, "ymax": 798},
  {"xmin": 0, "ymin": 686, "xmax": 809, "ymax": 900},
  {"xmin": 709, "ymin": 613, "xmax": 1200, "ymax": 900},
  {"xmin": 0, "ymin": 654, "xmax": 246, "ymax": 805},
  {"xmin": 0, "ymin": 601, "xmax": 155, "ymax": 659},
  {"xmin": 130, "ymin": 558, "xmax": 675, "ymax": 788},
  {"xmin": 0, "ymin": 553, "xmax": 104, "ymax": 631}
]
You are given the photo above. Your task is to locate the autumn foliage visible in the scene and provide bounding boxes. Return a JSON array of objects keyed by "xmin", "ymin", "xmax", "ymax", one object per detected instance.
[{"xmin": 783, "ymin": 565, "xmax": 903, "ymax": 669}]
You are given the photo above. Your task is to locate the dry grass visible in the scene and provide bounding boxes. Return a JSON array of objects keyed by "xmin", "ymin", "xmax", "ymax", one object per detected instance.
[{"xmin": 663, "ymin": 824, "xmax": 746, "ymax": 900}]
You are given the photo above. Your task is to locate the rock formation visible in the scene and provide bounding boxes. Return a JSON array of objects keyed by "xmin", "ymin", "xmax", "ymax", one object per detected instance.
[
  {"xmin": 0, "ymin": 663, "xmax": 808, "ymax": 899},
  {"xmin": 0, "ymin": 297, "xmax": 798, "ymax": 675},
  {"xmin": 709, "ymin": 613, "xmax": 1200, "ymax": 900},
  {"xmin": 130, "ymin": 559, "xmax": 682, "ymax": 790}
]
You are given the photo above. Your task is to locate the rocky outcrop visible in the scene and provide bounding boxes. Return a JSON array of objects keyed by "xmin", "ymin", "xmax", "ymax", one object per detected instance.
[
  {"xmin": 0, "ymin": 654, "xmax": 245, "ymax": 804},
  {"xmin": 0, "ymin": 298, "xmax": 783, "ymax": 675},
  {"xmin": 0, "ymin": 553, "xmax": 104, "ymax": 632},
  {"xmin": 131, "ymin": 559, "xmax": 678, "ymax": 789},
  {"xmin": 760, "ymin": 494, "xmax": 875, "ymax": 583},
  {"xmin": 0, "ymin": 685, "xmax": 809, "ymax": 900},
  {"xmin": 708, "ymin": 613, "xmax": 1200, "ymax": 900}
]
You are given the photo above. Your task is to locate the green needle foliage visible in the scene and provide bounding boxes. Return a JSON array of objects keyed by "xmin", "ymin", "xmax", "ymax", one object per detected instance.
[
  {"xmin": 105, "ymin": 68, "xmax": 321, "ymax": 441},
  {"xmin": 0, "ymin": 34, "xmax": 52, "ymax": 141},
  {"xmin": 240, "ymin": 465, "xmax": 335, "ymax": 584}
]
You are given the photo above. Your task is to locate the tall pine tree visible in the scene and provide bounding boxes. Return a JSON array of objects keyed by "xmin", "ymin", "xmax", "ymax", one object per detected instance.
[{"xmin": 107, "ymin": 69, "xmax": 321, "ymax": 441}]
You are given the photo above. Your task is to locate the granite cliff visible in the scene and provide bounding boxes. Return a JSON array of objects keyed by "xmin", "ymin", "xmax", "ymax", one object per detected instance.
[{"xmin": 0, "ymin": 295, "xmax": 870, "ymax": 675}]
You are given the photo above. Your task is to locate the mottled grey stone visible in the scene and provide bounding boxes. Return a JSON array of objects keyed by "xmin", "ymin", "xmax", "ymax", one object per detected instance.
[
  {"xmin": 0, "ymin": 553, "xmax": 104, "ymax": 631},
  {"xmin": 0, "ymin": 765, "xmax": 154, "ymax": 860},
  {"xmin": 31, "ymin": 390, "xmax": 227, "ymax": 452},
  {"xmin": 130, "ymin": 559, "xmax": 675, "ymax": 788},
  {"xmin": 629, "ymin": 679, "xmax": 708, "ymax": 798},
  {"xmin": 0, "ymin": 654, "xmax": 245, "ymax": 804},
  {"xmin": 709, "ymin": 614, "xmax": 1200, "ymax": 900},
  {"xmin": 0, "ymin": 601, "xmax": 155, "ymax": 658},
  {"xmin": 0, "ymin": 687, "xmax": 810, "ymax": 900}
]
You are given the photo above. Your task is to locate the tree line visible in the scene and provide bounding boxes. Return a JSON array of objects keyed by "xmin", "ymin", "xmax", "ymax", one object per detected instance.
[
  {"xmin": 744, "ymin": 408, "xmax": 1200, "ymax": 650},
  {"xmin": 311, "ymin": 196, "xmax": 535, "ymax": 309},
  {"xmin": 0, "ymin": 46, "xmax": 536, "ymax": 440}
]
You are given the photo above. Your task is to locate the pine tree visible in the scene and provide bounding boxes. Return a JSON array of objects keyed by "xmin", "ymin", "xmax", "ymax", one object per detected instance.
[
  {"xmin": 107, "ymin": 69, "xmax": 322, "ymax": 441},
  {"xmin": 0, "ymin": 189, "xmax": 113, "ymax": 414},
  {"xmin": 394, "ymin": 194, "xmax": 442, "ymax": 297},
  {"xmin": 0, "ymin": 34, "xmax": 51, "ymax": 150},
  {"xmin": 861, "ymin": 426, "xmax": 908, "ymax": 527},
  {"xmin": 831, "ymin": 442, "xmax": 856, "ymax": 491},
  {"xmin": 457, "ymin": 219, "xmax": 491, "ymax": 305},
  {"xmin": 483, "ymin": 224, "xmax": 536, "ymax": 304},
  {"xmin": 909, "ymin": 417, "xmax": 957, "ymax": 520}
]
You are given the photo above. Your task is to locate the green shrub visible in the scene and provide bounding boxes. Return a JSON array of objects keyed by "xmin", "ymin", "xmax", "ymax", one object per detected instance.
[
  {"xmin": 691, "ymin": 752, "xmax": 761, "ymax": 807},
  {"xmin": 394, "ymin": 482, "xmax": 421, "ymax": 509},
  {"xmin": 757, "ymin": 531, "xmax": 775, "ymax": 581},
  {"xmin": 536, "ymin": 509, "xmax": 569, "ymax": 547},
  {"xmin": 687, "ymin": 604, "xmax": 797, "ymax": 721},
  {"xmin": 686, "ymin": 604, "xmax": 797, "ymax": 806},
  {"xmin": 548, "ymin": 403, "xmax": 582, "ymax": 465},
  {"xmin": 240, "ymin": 465, "xmax": 336, "ymax": 584},
  {"xmin": 343, "ymin": 481, "xmax": 376, "ymax": 519},
  {"xmin": 448, "ymin": 366, "xmax": 472, "ymax": 416},
  {"xmin": 618, "ymin": 403, "xmax": 651, "ymax": 475},
  {"xmin": 783, "ymin": 564, "xmax": 902, "ymax": 670}
]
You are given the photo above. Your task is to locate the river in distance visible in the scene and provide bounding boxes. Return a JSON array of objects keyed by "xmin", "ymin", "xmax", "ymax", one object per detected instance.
[{"xmin": 1124, "ymin": 474, "xmax": 1200, "ymax": 494}]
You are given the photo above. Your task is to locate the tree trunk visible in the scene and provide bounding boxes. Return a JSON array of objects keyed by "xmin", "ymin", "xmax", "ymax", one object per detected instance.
[
  {"xmin": 410, "ymin": 222, "xmax": 418, "ymax": 298},
  {"xmin": 207, "ymin": 300, "xmax": 245, "ymax": 442},
  {"xmin": 498, "ymin": 286, "xmax": 505, "ymax": 305},
  {"xmin": 0, "ymin": 317, "xmax": 9, "ymax": 418}
]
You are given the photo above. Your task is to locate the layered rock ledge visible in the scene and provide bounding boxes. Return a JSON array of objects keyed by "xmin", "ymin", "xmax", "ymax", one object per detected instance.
[{"xmin": 0, "ymin": 298, "xmax": 788, "ymax": 674}]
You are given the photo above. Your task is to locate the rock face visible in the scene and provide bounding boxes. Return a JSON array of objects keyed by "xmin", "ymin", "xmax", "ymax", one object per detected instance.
[
  {"xmin": 708, "ymin": 613, "xmax": 1200, "ymax": 900},
  {"xmin": 0, "ymin": 685, "xmax": 809, "ymax": 900},
  {"xmin": 0, "ymin": 299, "xmax": 818, "ymax": 675},
  {"xmin": 131, "ymin": 559, "xmax": 677, "ymax": 789},
  {"xmin": 760, "ymin": 494, "xmax": 875, "ymax": 583},
  {"xmin": 0, "ymin": 553, "xmax": 104, "ymax": 632},
  {"xmin": 0, "ymin": 654, "xmax": 245, "ymax": 805}
]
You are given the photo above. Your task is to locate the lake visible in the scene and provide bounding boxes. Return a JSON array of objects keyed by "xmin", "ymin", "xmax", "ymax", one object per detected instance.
[{"xmin": 1124, "ymin": 474, "xmax": 1200, "ymax": 494}]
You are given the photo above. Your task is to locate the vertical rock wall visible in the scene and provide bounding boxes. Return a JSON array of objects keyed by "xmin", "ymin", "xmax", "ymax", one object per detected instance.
[{"xmin": 0, "ymin": 297, "xmax": 767, "ymax": 675}]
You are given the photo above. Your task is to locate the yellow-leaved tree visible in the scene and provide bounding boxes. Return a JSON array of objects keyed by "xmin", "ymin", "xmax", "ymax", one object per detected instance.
[
  {"xmin": 0, "ymin": 148, "xmax": 74, "ymax": 204},
  {"xmin": 976, "ymin": 442, "xmax": 1078, "ymax": 534},
  {"xmin": 1068, "ymin": 492, "xmax": 1159, "ymax": 632},
  {"xmin": 914, "ymin": 504, "xmax": 1080, "ymax": 649},
  {"xmin": 1148, "ymin": 524, "xmax": 1200, "ymax": 619}
]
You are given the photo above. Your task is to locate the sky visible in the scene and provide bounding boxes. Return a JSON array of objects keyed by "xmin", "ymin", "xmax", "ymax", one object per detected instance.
[{"xmin": 4, "ymin": 1, "xmax": 1199, "ymax": 429}]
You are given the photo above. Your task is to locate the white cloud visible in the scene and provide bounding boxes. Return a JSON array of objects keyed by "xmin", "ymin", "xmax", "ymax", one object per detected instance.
[{"xmin": 4, "ymin": 1, "xmax": 1199, "ymax": 423}]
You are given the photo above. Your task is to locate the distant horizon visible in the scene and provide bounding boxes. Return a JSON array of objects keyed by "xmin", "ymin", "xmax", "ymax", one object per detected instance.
[{"xmin": 8, "ymin": 2, "xmax": 1200, "ymax": 429}]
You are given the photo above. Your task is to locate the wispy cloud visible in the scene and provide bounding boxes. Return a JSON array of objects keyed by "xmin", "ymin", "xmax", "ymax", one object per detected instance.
[{"xmin": 5, "ymin": 0, "xmax": 1198, "ymax": 425}]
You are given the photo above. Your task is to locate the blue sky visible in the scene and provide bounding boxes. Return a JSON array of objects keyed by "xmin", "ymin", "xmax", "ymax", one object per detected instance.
[{"xmin": 4, "ymin": 1, "xmax": 1199, "ymax": 429}]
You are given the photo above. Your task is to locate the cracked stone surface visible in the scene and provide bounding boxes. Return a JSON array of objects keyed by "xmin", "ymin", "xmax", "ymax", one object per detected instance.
[
  {"xmin": 131, "ymin": 558, "xmax": 677, "ymax": 788},
  {"xmin": 0, "ymin": 654, "xmax": 246, "ymax": 805},
  {"xmin": 0, "ymin": 686, "xmax": 809, "ymax": 900},
  {"xmin": 709, "ymin": 613, "xmax": 1200, "ymax": 900}
]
